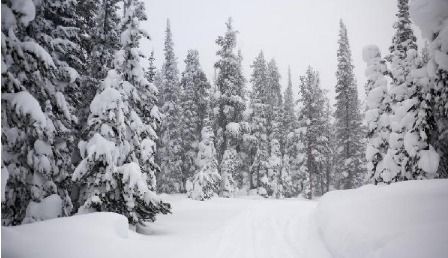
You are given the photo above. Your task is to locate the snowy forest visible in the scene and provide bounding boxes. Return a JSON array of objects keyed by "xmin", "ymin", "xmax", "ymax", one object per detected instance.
[{"xmin": 2, "ymin": 0, "xmax": 448, "ymax": 257}]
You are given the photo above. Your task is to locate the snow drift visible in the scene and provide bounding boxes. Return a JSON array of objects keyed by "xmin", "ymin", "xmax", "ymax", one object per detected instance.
[
  {"xmin": 314, "ymin": 179, "xmax": 448, "ymax": 258},
  {"xmin": 2, "ymin": 213, "xmax": 130, "ymax": 258}
]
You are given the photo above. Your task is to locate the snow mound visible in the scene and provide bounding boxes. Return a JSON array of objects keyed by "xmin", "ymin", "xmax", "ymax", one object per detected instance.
[
  {"xmin": 23, "ymin": 194, "xmax": 63, "ymax": 223},
  {"xmin": 2, "ymin": 212, "xmax": 130, "ymax": 258},
  {"xmin": 314, "ymin": 179, "xmax": 448, "ymax": 258}
]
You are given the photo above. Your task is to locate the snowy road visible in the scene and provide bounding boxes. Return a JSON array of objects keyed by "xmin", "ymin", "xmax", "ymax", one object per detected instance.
[{"xmin": 138, "ymin": 195, "xmax": 327, "ymax": 258}]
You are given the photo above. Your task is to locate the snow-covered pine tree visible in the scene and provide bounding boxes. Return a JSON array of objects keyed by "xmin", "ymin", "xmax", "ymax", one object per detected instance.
[
  {"xmin": 186, "ymin": 122, "xmax": 221, "ymax": 200},
  {"xmin": 179, "ymin": 50, "xmax": 211, "ymax": 189},
  {"xmin": 410, "ymin": 0, "xmax": 448, "ymax": 178},
  {"xmin": 386, "ymin": 0, "xmax": 439, "ymax": 181},
  {"xmin": 333, "ymin": 20, "xmax": 365, "ymax": 189},
  {"xmin": 321, "ymin": 100, "xmax": 335, "ymax": 193},
  {"xmin": 296, "ymin": 67, "xmax": 331, "ymax": 198},
  {"xmin": 400, "ymin": 49, "xmax": 437, "ymax": 180},
  {"xmin": 363, "ymin": 45, "xmax": 393, "ymax": 184},
  {"xmin": 2, "ymin": 0, "xmax": 75, "ymax": 224},
  {"xmin": 75, "ymin": 1, "xmax": 121, "ymax": 174},
  {"xmin": 157, "ymin": 19, "xmax": 184, "ymax": 193},
  {"xmin": 282, "ymin": 67, "xmax": 297, "ymax": 147},
  {"xmin": 385, "ymin": 0, "xmax": 418, "ymax": 182},
  {"xmin": 72, "ymin": 0, "xmax": 170, "ymax": 226},
  {"xmin": 429, "ymin": 33, "xmax": 448, "ymax": 180},
  {"xmin": 248, "ymin": 51, "xmax": 270, "ymax": 195},
  {"xmin": 214, "ymin": 18, "xmax": 246, "ymax": 196},
  {"xmin": 30, "ymin": 0, "xmax": 84, "ymax": 126},
  {"xmin": 266, "ymin": 59, "xmax": 283, "ymax": 143},
  {"xmin": 28, "ymin": 0, "xmax": 90, "ymax": 215},
  {"xmin": 266, "ymin": 59, "xmax": 284, "ymax": 196},
  {"xmin": 281, "ymin": 67, "xmax": 298, "ymax": 197}
]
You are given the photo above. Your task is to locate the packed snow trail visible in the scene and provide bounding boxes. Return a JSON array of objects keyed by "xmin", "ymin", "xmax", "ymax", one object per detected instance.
[
  {"xmin": 193, "ymin": 200, "xmax": 315, "ymax": 258},
  {"xmin": 137, "ymin": 196, "xmax": 327, "ymax": 258}
]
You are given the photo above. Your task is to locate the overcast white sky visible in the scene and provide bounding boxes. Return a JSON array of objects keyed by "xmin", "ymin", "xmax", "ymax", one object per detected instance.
[{"xmin": 140, "ymin": 0, "xmax": 424, "ymax": 104}]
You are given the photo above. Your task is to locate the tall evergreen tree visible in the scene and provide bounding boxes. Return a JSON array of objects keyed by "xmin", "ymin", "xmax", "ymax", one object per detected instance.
[
  {"xmin": 179, "ymin": 50, "xmax": 211, "ymax": 188},
  {"xmin": 2, "ymin": 0, "xmax": 78, "ymax": 224},
  {"xmin": 157, "ymin": 19, "xmax": 183, "ymax": 193},
  {"xmin": 333, "ymin": 20, "xmax": 365, "ymax": 189},
  {"xmin": 425, "ymin": 17, "xmax": 448, "ymax": 179},
  {"xmin": 410, "ymin": 0, "xmax": 448, "ymax": 179},
  {"xmin": 385, "ymin": 0, "xmax": 418, "ymax": 182},
  {"xmin": 214, "ymin": 18, "xmax": 246, "ymax": 196},
  {"xmin": 363, "ymin": 46, "xmax": 392, "ymax": 184},
  {"xmin": 321, "ymin": 100, "xmax": 335, "ymax": 193},
  {"xmin": 386, "ymin": 0, "xmax": 438, "ymax": 182},
  {"xmin": 282, "ymin": 67, "xmax": 297, "ymax": 147},
  {"xmin": 72, "ymin": 0, "xmax": 170, "ymax": 225},
  {"xmin": 29, "ymin": 0, "xmax": 88, "ymax": 214},
  {"xmin": 296, "ymin": 67, "xmax": 331, "ymax": 198},
  {"xmin": 281, "ymin": 67, "xmax": 298, "ymax": 197},
  {"xmin": 76, "ymin": 0, "xmax": 121, "ymax": 169},
  {"xmin": 266, "ymin": 59, "xmax": 283, "ymax": 146},
  {"xmin": 248, "ymin": 51, "xmax": 269, "ymax": 194}
]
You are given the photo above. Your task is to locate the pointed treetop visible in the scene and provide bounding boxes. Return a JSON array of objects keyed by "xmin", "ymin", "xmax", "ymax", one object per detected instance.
[
  {"xmin": 164, "ymin": 18, "xmax": 175, "ymax": 54},
  {"xmin": 390, "ymin": 0, "xmax": 417, "ymax": 53},
  {"xmin": 226, "ymin": 17, "xmax": 233, "ymax": 30},
  {"xmin": 288, "ymin": 66, "xmax": 292, "ymax": 88},
  {"xmin": 166, "ymin": 18, "xmax": 171, "ymax": 31},
  {"xmin": 162, "ymin": 17, "xmax": 178, "ymax": 80}
]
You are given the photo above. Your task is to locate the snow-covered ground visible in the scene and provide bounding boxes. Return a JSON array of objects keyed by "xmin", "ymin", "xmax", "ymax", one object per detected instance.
[
  {"xmin": 3, "ymin": 180, "xmax": 448, "ymax": 258},
  {"xmin": 315, "ymin": 179, "xmax": 448, "ymax": 258}
]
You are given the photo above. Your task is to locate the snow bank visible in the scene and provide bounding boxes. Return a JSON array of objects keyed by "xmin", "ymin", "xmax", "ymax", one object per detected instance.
[
  {"xmin": 314, "ymin": 180, "xmax": 448, "ymax": 258},
  {"xmin": 2, "ymin": 213, "xmax": 130, "ymax": 258},
  {"xmin": 1, "ymin": 196, "xmax": 271, "ymax": 258}
]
